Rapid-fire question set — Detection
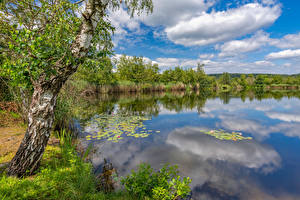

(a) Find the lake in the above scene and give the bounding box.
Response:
[78,91,300,200]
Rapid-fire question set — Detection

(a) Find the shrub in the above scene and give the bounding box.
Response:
[121,163,191,200]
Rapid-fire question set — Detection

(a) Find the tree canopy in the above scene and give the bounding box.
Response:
[0,0,153,88]
[0,0,153,177]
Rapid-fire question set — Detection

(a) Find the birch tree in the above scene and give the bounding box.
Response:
[0,0,152,177]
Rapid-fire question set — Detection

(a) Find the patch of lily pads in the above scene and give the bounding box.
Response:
[85,114,160,143]
[199,129,252,141]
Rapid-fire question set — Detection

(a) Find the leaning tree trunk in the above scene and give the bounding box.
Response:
[7,0,106,177]
[7,84,60,176]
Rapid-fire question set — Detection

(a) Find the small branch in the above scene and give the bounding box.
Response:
[74,0,86,4]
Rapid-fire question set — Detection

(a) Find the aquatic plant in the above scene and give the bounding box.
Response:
[85,114,160,142]
[200,129,252,141]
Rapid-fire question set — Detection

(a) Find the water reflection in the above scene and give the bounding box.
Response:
[78,91,300,200]
[167,127,281,173]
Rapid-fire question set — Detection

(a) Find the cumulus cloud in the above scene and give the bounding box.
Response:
[266,49,300,60]
[110,1,281,48]
[140,0,214,27]
[254,60,275,66]
[108,9,142,47]
[262,0,276,6]
[150,56,299,74]
[217,31,271,57]
[215,31,300,58]
[270,32,300,49]
[109,9,140,32]
[165,3,281,46]
[155,57,180,67]
[199,54,215,59]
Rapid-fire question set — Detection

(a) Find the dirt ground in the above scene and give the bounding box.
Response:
[0,126,26,164]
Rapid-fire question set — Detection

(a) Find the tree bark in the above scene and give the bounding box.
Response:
[7,84,59,176]
[7,0,107,177]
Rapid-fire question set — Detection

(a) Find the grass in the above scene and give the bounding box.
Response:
[0,131,133,200]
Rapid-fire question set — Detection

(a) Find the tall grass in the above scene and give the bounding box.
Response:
[0,130,133,200]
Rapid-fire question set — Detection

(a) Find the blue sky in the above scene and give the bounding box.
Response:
[109,0,300,74]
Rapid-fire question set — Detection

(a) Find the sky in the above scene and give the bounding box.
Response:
[108,0,300,74]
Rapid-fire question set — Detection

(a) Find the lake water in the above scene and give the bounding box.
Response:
[79,92,300,200]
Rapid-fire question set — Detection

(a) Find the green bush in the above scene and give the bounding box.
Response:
[121,163,191,200]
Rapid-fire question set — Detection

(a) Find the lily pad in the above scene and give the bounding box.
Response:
[199,129,252,141]
[85,114,160,143]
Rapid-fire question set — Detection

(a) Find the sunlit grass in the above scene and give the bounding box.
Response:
[0,133,133,200]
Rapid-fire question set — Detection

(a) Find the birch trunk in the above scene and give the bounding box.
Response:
[7,85,58,176]
[7,0,105,177]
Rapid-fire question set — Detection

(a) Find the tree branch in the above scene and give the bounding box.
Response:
[74,0,86,4]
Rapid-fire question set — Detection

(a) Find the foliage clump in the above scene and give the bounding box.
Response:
[121,163,192,200]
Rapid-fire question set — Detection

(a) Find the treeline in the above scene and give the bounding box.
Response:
[72,55,300,94]
[73,55,213,93]
[75,55,210,85]
[2,55,300,100]
[216,73,300,92]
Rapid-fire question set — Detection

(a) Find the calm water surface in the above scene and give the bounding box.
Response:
[79,93,300,200]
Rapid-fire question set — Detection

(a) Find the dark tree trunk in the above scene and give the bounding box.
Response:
[7,83,60,177]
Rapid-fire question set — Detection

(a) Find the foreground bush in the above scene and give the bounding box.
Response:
[121,163,191,200]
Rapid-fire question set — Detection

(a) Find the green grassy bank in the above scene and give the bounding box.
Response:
[0,135,132,200]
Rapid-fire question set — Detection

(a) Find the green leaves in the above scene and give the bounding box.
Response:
[121,163,191,200]
[1,0,81,86]
[116,55,159,84]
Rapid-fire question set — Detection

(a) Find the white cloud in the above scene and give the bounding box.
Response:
[165,3,281,46]
[109,9,140,32]
[266,49,300,60]
[108,9,141,47]
[254,60,275,66]
[262,0,276,6]
[217,31,271,57]
[155,57,181,67]
[199,53,215,59]
[151,57,300,74]
[216,31,300,58]
[283,63,292,67]
[270,32,300,49]
[140,0,215,27]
